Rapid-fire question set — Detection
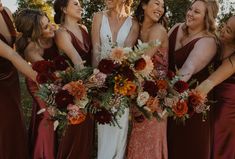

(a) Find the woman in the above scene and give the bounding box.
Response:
[15,9,59,159]
[91,0,139,158]
[167,0,219,159]
[0,2,34,159]
[196,15,235,159]
[127,0,168,159]
[53,0,94,158]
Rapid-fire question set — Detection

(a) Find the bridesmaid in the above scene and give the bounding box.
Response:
[53,0,94,158]
[167,0,219,159]
[0,2,31,159]
[91,0,139,158]
[196,15,235,159]
[15,9,59,159]
[127,0,168,159]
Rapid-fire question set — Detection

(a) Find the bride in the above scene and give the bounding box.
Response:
[91,0,139,158]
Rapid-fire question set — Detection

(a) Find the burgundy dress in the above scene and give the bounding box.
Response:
[0,9,29,159]
[167,26,215,159]
[213,53,235,159]
[27,43,60,159]
[57,26,94,159]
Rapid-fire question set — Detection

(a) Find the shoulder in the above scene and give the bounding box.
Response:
[3,7,13,20]
[55,27,70,38]
[24,42,40,56]
[79,24,88,33]
[150,23,167,38]
[93,11,103,21]
[196,36,217,47]
[168,23,183,36]
[130,17,140,31]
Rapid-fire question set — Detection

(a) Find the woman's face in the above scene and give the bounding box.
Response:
[186,1,206,29]
[220,16,235,45]
[143,0,165,23]
[64,0,83,21]
[105,0,122,10]
[40,16,55,39]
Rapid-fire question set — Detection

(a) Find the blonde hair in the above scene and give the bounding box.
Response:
[182,0,219,36]
[111,0,133,15]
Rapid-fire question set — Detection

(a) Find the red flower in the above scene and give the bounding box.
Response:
[134,58,146,71]
[173,100,188,117]
[98,59,115,74]
[167,70,175,80]
[119,66,135,81]
[55,90,74,109]
[188,91,205,107]
[143,80,158,97]
[174,80,189,93]
[94,108,112,124]
[32,60,55,73]
[53,55,69,71]
[36,72,56,84]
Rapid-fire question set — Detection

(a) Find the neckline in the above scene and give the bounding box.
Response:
[64,25,88,52]
[104,13,130,44]
[175,37,202,53]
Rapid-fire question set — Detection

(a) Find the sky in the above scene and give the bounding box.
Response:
[2,0,235,13]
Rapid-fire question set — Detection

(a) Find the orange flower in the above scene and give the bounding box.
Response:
[114,75,137,96]
[188,90,206,107]
[156,79,168,90]
[68,113,86,125]
[134,58,146,71]
[63,80,86,100]
[110,47,127,64]
[173,100,188,117]
[146,97,160,113]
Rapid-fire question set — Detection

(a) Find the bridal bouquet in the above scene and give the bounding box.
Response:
[90,40,162,127]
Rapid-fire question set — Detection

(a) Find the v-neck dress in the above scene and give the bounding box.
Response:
[97,13,132,159]
[167,25,215,159]
[0,9,29,159]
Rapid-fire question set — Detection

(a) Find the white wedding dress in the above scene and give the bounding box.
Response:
[97,13,133,159]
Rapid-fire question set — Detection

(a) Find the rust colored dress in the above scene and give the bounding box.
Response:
[0,9,29,159]
[56,26,94,159]
[167,26,215,159]
[127,48,168,159]
[26,43,60,159]
[213,53,235,159]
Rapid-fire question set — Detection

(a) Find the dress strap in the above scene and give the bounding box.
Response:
[0,9,16,46]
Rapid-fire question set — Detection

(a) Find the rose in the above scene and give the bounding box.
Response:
[172,100,188,117]
[188,90,205,107]
[53,55,69,71]
[36,72,56,84]
[174,80,189,93]
[98,59,115,74]
[32,60,55,73]
[167,70,175,80]
[55,90,74,109]
[156,79,168,90]
[94,108,112,124]
[143,80,158,97]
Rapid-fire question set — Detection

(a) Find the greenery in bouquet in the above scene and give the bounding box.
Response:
[92,40,163,126]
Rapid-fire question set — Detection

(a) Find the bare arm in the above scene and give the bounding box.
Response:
[196,55,235,95]
[91,12,102,67]
[179,37,217,82]
[0,40,36,81]
[55,28,84,69]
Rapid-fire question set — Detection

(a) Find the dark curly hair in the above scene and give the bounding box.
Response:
[134,0,167,29]
[53,0,70,24]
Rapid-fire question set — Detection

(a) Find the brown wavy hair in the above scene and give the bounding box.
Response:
[15,9,46,54]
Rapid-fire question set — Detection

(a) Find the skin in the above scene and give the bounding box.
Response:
[55,0,85,69]
[24,15,56,63]
[168,1,217,82]
[196,16,235,95]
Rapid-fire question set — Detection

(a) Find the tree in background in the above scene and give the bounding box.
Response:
[217,0,235,26]
[16,0,54,20]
